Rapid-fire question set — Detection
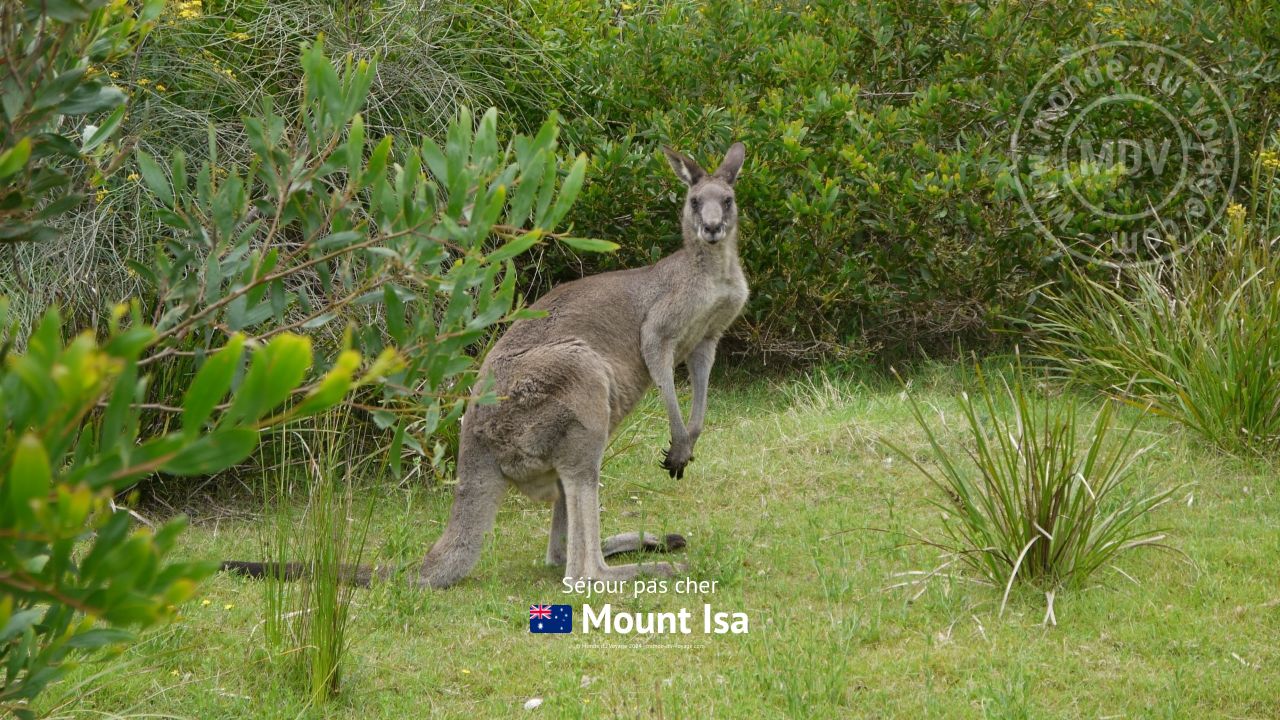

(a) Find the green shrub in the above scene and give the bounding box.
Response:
[1033,146,1280,456]
[0,0,157,245]
[0,303,366,716]
[121,38,606,478]
[0,0,566,340]
[517,0,1279,360]
[885,364,1178,616]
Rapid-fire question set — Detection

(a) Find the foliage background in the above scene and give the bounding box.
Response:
[5,0,1276,361]
[529,0,1278,360]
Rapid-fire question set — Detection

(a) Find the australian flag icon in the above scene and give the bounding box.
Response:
[529,604,572,634]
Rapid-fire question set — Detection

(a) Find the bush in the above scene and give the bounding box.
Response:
[0,0,157,244]
[885,363,1178,617]
[0,0,565,341]
[516,0,1279,360]
[1033,145,1280,456]
[0,304,365,716]
[118,38,606,478]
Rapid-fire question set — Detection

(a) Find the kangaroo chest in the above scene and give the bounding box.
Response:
[673,271,748,361]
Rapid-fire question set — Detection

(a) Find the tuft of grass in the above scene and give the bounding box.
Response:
[885,363,1180,615]
[262,409,373,704]
[1033,148,1280,457]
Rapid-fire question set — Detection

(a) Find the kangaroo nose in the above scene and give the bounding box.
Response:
[704,222,722,235]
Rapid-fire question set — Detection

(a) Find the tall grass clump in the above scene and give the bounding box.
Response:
[262,408,372,704]
[1034,148,1280,457]
[886,365,1178,616]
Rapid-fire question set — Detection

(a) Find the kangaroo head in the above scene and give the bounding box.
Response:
[662,143,745,246]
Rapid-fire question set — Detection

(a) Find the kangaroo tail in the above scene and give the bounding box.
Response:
[415,447,506,589]
[220,447,504,591]
[219,561,381,587]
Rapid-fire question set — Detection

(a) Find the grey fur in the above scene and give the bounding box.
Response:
[223,143,748,588]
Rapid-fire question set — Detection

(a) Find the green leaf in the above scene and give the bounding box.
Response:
[66,628,135,649]
[301,313,337,329]
[162,428,259,475]
[223,334,313,424]
[140,0,164,21]
[182,335,245,437]
[58,84,126,115]
[317,230,363,249]
[0,138,32,180]
[346,113,365,182]
[506,151,545,228]
[42,0,91,23]
[384,285,405,343]
[558,236,620,253]
[487,230,543,263]
[291,350,361,418]
[135,150,173,207]
[82,104,126,152]
[8,433,52,515]
[546,153,587,230]
[0,609,42,643]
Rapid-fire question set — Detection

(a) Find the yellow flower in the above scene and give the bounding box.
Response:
[109,71,120,78]
[95,189,107,203]
[137,78,151,86]
[155,84,167,92]
[1260,149,1280,171]
[201,598,211,606]
[461,669,471,674]
[223,603,234,610]
[127,173,140,181]
[229,31,250,41]
[1227,203,1245,222]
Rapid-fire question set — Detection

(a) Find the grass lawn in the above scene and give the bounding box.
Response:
[47,364,1280,719]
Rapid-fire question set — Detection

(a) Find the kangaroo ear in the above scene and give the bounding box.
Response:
[662,146,706,186]
[713,142,745,185]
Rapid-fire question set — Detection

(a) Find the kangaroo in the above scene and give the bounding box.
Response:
[222,142,748,587]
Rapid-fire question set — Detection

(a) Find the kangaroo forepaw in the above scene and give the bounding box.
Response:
[660,447,693,479]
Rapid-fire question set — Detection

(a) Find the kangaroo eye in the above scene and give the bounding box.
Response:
[690,198,701,211]
[722,197,733,210]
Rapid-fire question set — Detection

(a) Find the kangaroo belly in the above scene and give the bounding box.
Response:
[468,339,645,483]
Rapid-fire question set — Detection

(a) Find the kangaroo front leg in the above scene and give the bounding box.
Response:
[686,336,717,446]
[642,331,693,478]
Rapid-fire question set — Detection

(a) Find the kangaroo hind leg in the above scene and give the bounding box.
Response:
[557,446,682,581]
[416,444,506,589]
[546,480,568,566]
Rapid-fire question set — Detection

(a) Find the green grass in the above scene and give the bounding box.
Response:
[888,362,1179,614]
[46,366,1280,718]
